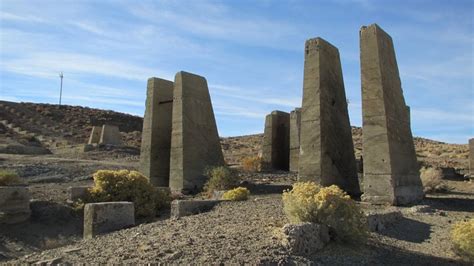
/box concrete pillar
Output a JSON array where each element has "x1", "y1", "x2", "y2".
[
  {"x1": 262, "y1": 110, "x2": 290, "y2": 171},
  {"x1": 298, "y1": 37, "x2": 360, "y2": 196},
  {"x1": 469, "y1": 138, "x2": 474, "y2": 179},
  {"x1": 360, "y1": 24, "x2": 423, "y2": 205},
  {"x1": 99, "y1": 124, "x2": 122, "y2": 145},
  {"x1": 87, "y1": 126, "x2": 101, "y2": 144},
  {"x1": 139, "y1": 77, "x2": 174, "y2": 186},
  {"x1": 169, "y1": 71, "x2": 225, "y2": 193},
  {"x1": 289, "y1": 108, "x2": 301, "y2": 172}
]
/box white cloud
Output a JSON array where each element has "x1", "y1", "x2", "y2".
[{"x1": 0, "y1": 52, "x2": 170, "y2": 81}]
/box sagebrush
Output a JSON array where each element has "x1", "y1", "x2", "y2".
[
  {"x1": 0, "y1": 169, "x2": 23, "y2": 186},
  {"x1": 222, "y1": 187, "x2": 250, "y2": 201},
  {"x1": 420, "y1": 167, "x2": 447, "y2": 193},
  {"x1": 451, "y1": 218, "x2": 474, "y2": 261},
  {"x1": 282, "y1": 182, "x2": 367, "y2": 241},
  {"x1": 204, "y1": 166, "x2": 239, "y2": 194},
  {"x1": 84, "y1": 170, "x2": 170, "y2": 217},
  {"x1": 241, "y1": 156, "x2": 262, "y2": 172}
]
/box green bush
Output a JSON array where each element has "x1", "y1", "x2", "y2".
[
  {"x1": 282, "y1": 181, "x2": 367, "y2": 242},
  {"x1": 0, "y1": 169, "x2": 23, "y2": 186},
  {"x1": 451, "y1": 218, "x2": 474, "y2": 261},
  {"x1": 84, "y1": 170, "x2": 170, "y2": 218},
  {"x1": 204, "y1": 166, "x2": 239, "y2": 194},
  {"x1": 222, "y1": 187, "x2": 250, "y2": 201}
]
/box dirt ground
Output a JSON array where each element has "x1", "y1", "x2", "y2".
[{"x1": 1, "y1": 151, "x2": 473, "y2": 265}]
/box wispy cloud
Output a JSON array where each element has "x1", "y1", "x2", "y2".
[{"x1": 1, "y1": 52, "x2": 170, "y2": 81}]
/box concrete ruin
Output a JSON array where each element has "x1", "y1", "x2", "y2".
[
  {"x1": 289, "y1": 108, "x2": 301, "y2": 172},
  {"x1": 169, "y1": 71, "x2": 225, "y2": 193},
  {"x1": 470, "y1": 138, "x2": 474, "y2": 179},
  {"x1": 88, "y1": 126, "x2": 102, "y2": 144},
  {"x1": 298, "y1": 37, "x2": 360, "y2": 196},
  {"x1": 83, "y1": 202, "x2": 134, "y2": 239},
  {"x1": 99, "y1": 124, "x2": 122, "y2": 145},
  {"x1": 360, "y1": 24, "x2": 423, "y2": 205},
  {"x1": 139, "y1": 78, "x2": 174, "y2": 186},
  {"x1": 262, "y1": 110, "x2": 290, "y2": 171},
  {"x1": 0, "y1": 186, "x2": 31, "y2": 224}
]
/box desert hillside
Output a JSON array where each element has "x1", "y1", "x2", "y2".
[{"x1": 0, "y1": 100, "x2": 469, "y2": 170}]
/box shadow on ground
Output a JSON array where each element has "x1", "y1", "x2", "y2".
[
  {"x1": 425, "y1": 196, "x2": 474, "y2": 212},
  {"x1": 0, "y1": 201, "x2": 82, "y2": 261},
  {"x1": 298, "y1": 241, "x2": 469, "y2": 266},
  {"x1": 377, "y1": 217, "x2": 432, "y2": 243},
  {"x1": 243, "y1": 182, "x2": 292, "y2": 195}
]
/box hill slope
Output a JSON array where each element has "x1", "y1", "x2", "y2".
[{"x1": 0, "y1": 101, "x2": 469, "y2": 169}]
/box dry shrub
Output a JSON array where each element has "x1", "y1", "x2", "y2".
[
  {"x1": 282, "y1": 182, "x2": 367, "y2": 242},
  {"x1": 420, "y1": 167, "x2": 447, "y2": 193},
  {"x1": 0, "y1": 169, "x2": 23, "y2": 186},
  {"x1": 241, "y1": 156, "x2": 262, "y2": 172},
  {"x1": 222, "y1": 187, "x2": 250, "y2": 201},
  {"x1": 84, "y1": 170, "x2": 170, "y2": 217},
  {"x1": 451, "y1": 219, "x2": 474, "y2": 261},
  {"x1": 204, "y1": 166, "x2": 239, "y2": 194}
]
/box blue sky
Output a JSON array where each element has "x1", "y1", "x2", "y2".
[{"x1": 0, "y1": 0, "x2": 472, "y2": 143}]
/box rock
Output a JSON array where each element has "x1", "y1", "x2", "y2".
[
  {"x1": 170, "y1": 199, "x2": 221, "y2": 218},
  {"x1": 281, "y1": 222, "x2": 330, "y2": 255},
  {"x1": 83, "y1": 202, "x2": 135, "y2": 239},
  {"x1": 0, "y1": 186, "x2": 31, "y2": 224}
]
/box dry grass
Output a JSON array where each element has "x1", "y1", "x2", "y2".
[
  {"x1": 0, "y1": 169, "x2": 23, "y2": 186},
  {"x1": 420, "y1": 167, "x2": 448, "y2": 193}
]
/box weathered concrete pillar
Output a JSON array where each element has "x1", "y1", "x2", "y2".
[
  {"x1": 262, "y1": 110, "x2": 290, "y2": 171},
  {"x1": 360, "y1": 24, "x2": 423, "y2": 205},
  {"x1": 139, "y1": 78, "x2": 174, "y2": 186},
  {"x1": 99, "y1": 124, "x2": 122, "y2": 145},
  {"x1": 88, "y1": 126, "x2": 101, "y2": 144},
  {"x1": 469, "y1": 138, "x2": 474, "y2": 179},
  {"x1": 298, "y1": 37, "x2": 360, "y2": 196},
  {"x1": 169, "y1": 71, "x2": 225, "y2": 193},
  {"x1": 289, "y1": 108, "x2": 301, "y2": 172}
]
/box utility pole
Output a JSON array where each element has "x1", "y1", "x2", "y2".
[{"x1": 59, "y1": 72, "x2": 63, "y2": 106}]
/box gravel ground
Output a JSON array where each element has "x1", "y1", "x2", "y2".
[{"x1": 1, "y1": 154, "x2": 473, "y2": 265}]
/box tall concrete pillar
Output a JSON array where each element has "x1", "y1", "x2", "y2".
[
  {"x1": 88, "y1": 126, "x2": 101, "y2": 144},
  {"x1": 139, "y1": 77, "x2": 174, "y2": 186},
  {"x1": 99, "y1": 124, "x2": 121, "y2": 145},
  {"x1": 169, "y1": 71, "x2": 225, "y2": 193},
  {"x1": 298, "y1": 37, "x2": 360, "y2": 196},
  {"x1": 262, "y1": 110, "x2": 290, "y2": 171},
  {"x1": 469, "y1": 138, "x2": 474, "y2": 179},
  {"x1": 289, "y1": 108, "x2": 301, "y2": 172},
  {"x1": 360, "y1": 24, "x2": 423, "y2": 205}
]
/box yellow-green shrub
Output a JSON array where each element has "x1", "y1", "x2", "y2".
[
  {"x1": 85, "y1": 170, "x2": 170, "y2": 217},
  {"x1": 223, "y1": 187, "x2": 250, "y2": 201},
  {"x1": 451, "y1": 219, "x2": 474, "y2": 261},
  {"x1": 241, "y1": 156, "x2": 262, "y2": 172},
  {"x1": 204, "y1": 166, "x2": 239, "y2": 194},
  {"x1": 282, "y1": 182, "x2": 367, "y2": 241},
  {"x1": 0, "y1": 169, "x2": 22, "y2": 186}
]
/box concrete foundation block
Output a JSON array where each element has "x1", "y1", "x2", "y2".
[
  {"x1": 170, "y1": 199, "x2": 221, "y2": 218},
  {"x1": 365, "y1": 208, "x2": 403, "y2": 232},
  {"x1": 0, "y1": 186, "x2": 31, "y2": 224},
  {"x1": 83, "y1": 202, "x2": 135, "y2": 239},
  {"x1": 281, "y1": 222, "x2": 330, "y2": 255}
]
